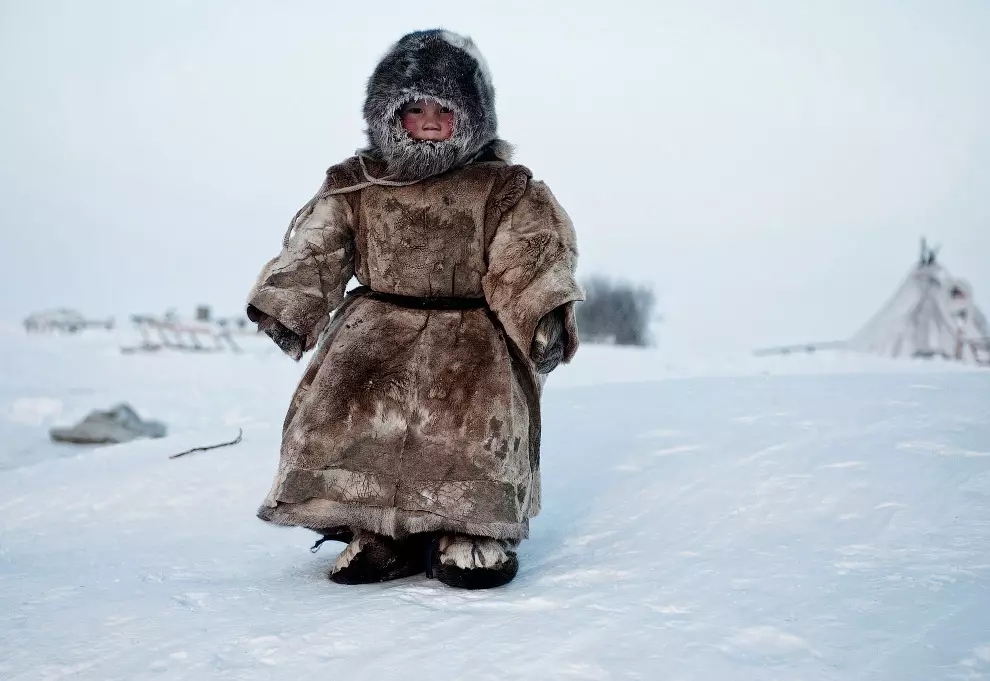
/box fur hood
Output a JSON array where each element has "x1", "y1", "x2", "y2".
[{"x1": 362, "y1": 29, "x2": 510, "y2": 180}]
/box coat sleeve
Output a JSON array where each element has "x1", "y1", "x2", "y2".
[
  {"x1": 246, "y1": 188, "x2": 355, "y2": 358},
  {"x1": 482, "y1": 179, "x2": 584, "y2": 363}
]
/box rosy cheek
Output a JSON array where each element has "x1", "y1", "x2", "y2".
[
  {"x1": 440, "y1": 113, "x2": 455, "y2": 134},
  {"x1": 401, "y1": 116, "x2": 419, "y2": 134}
]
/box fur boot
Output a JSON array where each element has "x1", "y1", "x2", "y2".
[
  {"x1": 426, "y1": 534, "x2": 519, "y2": 590},
  {"x1": 329, "y1": 530, "x2": 429, "y2": 585}
]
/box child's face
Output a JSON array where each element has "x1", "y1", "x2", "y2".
[{"x1": 400, "y1": 99, "x2": 455, "y2": 141}]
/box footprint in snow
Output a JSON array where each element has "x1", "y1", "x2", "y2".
[
  {"x1": 538, "y1": 568, "x2": 630, "y2": 586},
  {"x1": 147, "y1": 651, "x2": 189, "y2": 673},
  {"x1": 564, "y1": 531, "x2": 616, "y2": 548},
  {"x1": 636, "y1": 428, "x2": 685, "y2": 439},
  {"x1": 897, "y1": 441, "x2": 990, "y2": 458},
  {"x1": 956, "y1": 644, "x2": 990, "y2": 674},
  {"x1": 172, "y1": 592, "x2": 210, "y2": 610},
  {"x1": 653, "y1": 444, "x2": 703, "y2": 457},
  {"x1": 731, "y1": 412, "x2": 790, "y2": 425},
  {"x1": 820, "y1": 461, "x2": 868, "y2": 470},
  {"x1": 394, "y1": 584, "x2": 558, "y2": 612},
  {"x1": 614, "y1": 443, "x2": 702, "y2": 471},
  {"x1": 557, "y1": 662, "x2": 611, "y2": 679},
  {"x1": 719, "y1": 625, "x2": 819, "y2": 661}
]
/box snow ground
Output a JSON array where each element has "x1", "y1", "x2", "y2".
[{"x1": 1, "y1": 329, "x2": 989, "y2": 680}]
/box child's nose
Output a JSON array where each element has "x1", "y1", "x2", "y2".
[{"x1": 422, "y1": 113, "x2": 442, "y2": 130}]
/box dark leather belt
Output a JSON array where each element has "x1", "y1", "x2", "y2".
[{"x1": 354, "y1": 286, "x2": 487, "y2": 311}]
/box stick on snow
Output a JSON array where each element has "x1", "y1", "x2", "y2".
[{"x1": 169, "y1": 429, "x2": 243, "y2": 459}]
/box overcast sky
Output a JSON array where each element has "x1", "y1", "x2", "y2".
[{"x1": 1, "y1": 0, "x2": 987, "y2": 352}]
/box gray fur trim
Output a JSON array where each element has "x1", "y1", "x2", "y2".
[
  {"x1": 532, "y1": 306, "x2": 567, "y2": 374},
  {"x1": 258, "y1": 499, "x2": 530, "y2": 541},
  {"x1": 485, "y1": 138, "x2": 515, "y2": 163},
  {"x1": 362, "y1": 29, "x2": 504, "y2": 180}
]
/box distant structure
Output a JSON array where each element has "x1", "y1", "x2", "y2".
[
  {"x1": 754, "y1": 239, "x2": 989, "y2": 366},
  {"x1": 118, "y1": 304, "x2": 255, "y2": 354},
  {"x1": 848, "y1": 240, "x2": 988, "y2": 365},
  {"x1": 24, "y1": 308, "x2": 114, "y2": 334},
  {"x1": 22, "y1": 304, "x2": 254, "y2": 354},
  {"x1": 121, "y1": 312, "x2": 248, "y2": 354}
]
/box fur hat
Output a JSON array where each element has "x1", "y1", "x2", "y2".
[{"x1": 362, "y1": 29, "x2": 507, "y2": 180}]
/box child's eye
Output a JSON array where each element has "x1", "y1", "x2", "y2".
[
  {"x1": 405, "y1": 106, "x2": 423, "y2": 115},
  {"x1": 440, "y1": 106, "x2": 453, "y2": 115}
]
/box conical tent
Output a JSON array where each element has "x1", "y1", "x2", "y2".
[{"x1": 848, "y1": 240, "x2": 989, "y2": 365}]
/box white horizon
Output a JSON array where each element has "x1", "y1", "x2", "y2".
[{"x1": 2, "y1": 1, "x2": 988, "y2": 354}]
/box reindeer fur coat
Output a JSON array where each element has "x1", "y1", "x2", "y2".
[{"x1": 247, "y1": 30, "x2": 583, "y2": 541}]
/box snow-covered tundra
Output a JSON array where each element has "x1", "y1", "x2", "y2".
[{"x1": 2, "y1": 330, "x2": 988, "y2": 680}]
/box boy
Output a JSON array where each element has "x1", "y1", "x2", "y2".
[{"x1": 248, "y1": 29, "x2": 582, "y2": 589}]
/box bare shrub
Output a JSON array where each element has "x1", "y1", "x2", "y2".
[{"x1": 576, "y1": 276, "x2": 656, "y2": 347}]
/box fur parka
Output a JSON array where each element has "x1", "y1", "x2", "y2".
[{"x1": 247, "y1": 30, "x2": 583, "y2": 541}]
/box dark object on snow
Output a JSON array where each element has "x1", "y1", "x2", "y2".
[
  {"x1": 426, "y1": 536, "x2": 519, "y2": 590},
  {"x1": 323, "y1": 530, "x2": 519, "y2": 589},
  {"x1": 49, "y1": 404, "x2": 167, "y2": 445},
  {"x1": 576, "y1": 276, "x2": 656, "y2": 347},
  {"x1": 169, "y1": 429, "x2": 243, "y2": 459},
  {"x1": 428, "y1": 553, "x2": 519, "y2": 590},
  {"x1": 328, "y1": 532, "x2": 431, "y2": 585}
]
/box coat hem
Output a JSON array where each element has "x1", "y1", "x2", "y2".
[{"x1": 257, "y1": 499, "x2": 531, "y2": 541}]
